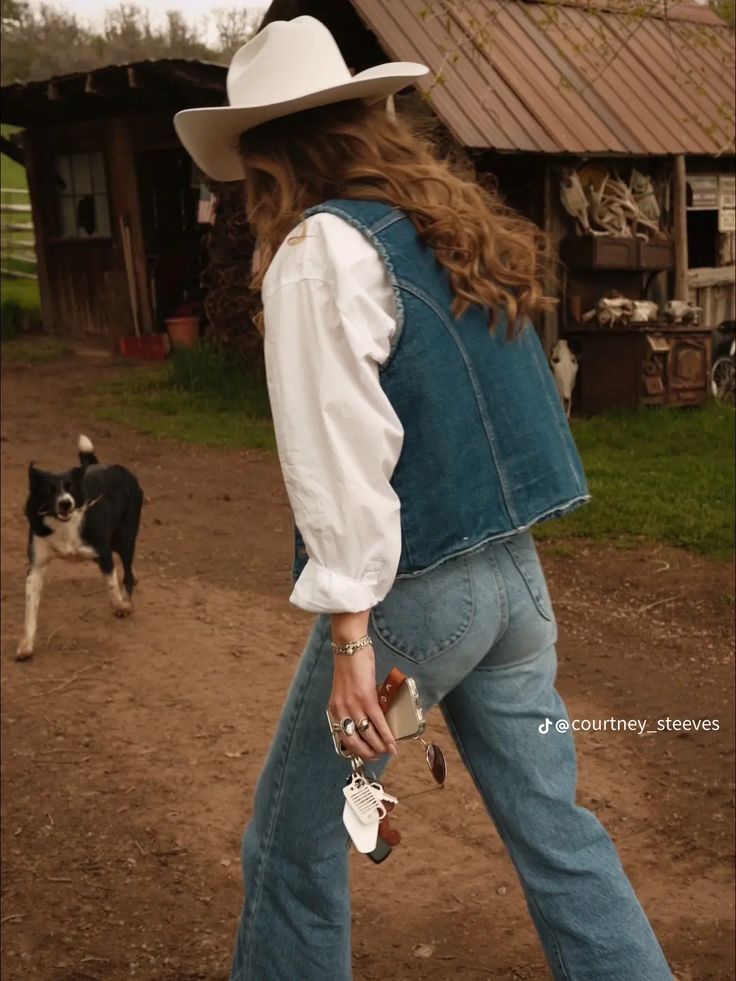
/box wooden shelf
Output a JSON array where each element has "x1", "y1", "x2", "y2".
[{"x1": 561, "y1": 235, "x2": 674, "y2": 271}]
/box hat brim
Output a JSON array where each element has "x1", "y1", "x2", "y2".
[{"x1": 174, "y1": 62, "x2": 429, "y2": 183}]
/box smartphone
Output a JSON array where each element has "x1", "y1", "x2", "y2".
[{"x1": 383, "y1": 676, "x2": 426, "y2": 741}]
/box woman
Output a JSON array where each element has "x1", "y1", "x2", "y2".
[{"x1": 175, "y1": 16, "x2": 673, "y2": 981}]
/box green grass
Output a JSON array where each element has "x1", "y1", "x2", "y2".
[
  {"x1": 1, "y1": 278, "x2": 43, "y2": 340},
  {"x1": 1, "y1": 125, "x2": 38, "y2": 292},
  {"x1": 167, "y1": 342, "x2": 271, "y2": 419},
  {"x1": 88, "y1": 344, "x2": 275, "y2": 451},
  {"x1": 535, "y1": 403, "x2": 735, "y2": 559},
  {"x1": 89, "y1": 342, "x2": 734, "y2": 558},
  {"x1": 1, "y1": 135, "x2": 43, "y2": 333},
  {"x1": 1, "y1": 277, "x2": 39, "y2": 308},
  {"x1": 0, "y1": 125, "x2": 27, "y2": 191}
]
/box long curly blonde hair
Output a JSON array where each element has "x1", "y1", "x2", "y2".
[{"x1": 238, "y1": 99, "x2": 551, "y2": 333}]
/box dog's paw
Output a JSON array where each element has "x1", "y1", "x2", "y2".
[
  {"x1": 15, "y1": 640, "x2": 34, "y2": 661},
  {"x1": 114, "y1": 603, "x2": 133, "y2": 619}
]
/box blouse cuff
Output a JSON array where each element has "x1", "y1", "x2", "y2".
[{"x1": 289, "y1": 558, "x2": 384, "y2": 614}]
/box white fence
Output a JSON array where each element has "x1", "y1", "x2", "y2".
[{"x1": 1, "y1": 187, "x2": 37, "y2": 280}]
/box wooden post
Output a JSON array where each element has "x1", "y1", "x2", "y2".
[
  {"x1": 672, "y1": 154, "x2": 689, "y2": 301},
  {"x1": 106, "y1": 117, "x2": 152, "y2": 335},
  {"x1": 543, "y1": 161, "x2": 561, "y2": 353}
]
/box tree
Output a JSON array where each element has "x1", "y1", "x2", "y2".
[
  {"x1": 213, "y1": 7, "x2": 262, "y2": 60},
  {"x1": 0, "y1": 1, "x2": 262, "y2": 84},
  {"x1": 1, "y1": 0, "x2": 29, "y2": 28},
  {"x1": 2, "y1": 3, "x2": 95, "y2": 84}
]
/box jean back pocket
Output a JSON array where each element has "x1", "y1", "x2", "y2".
[{"x1": 369, "y1": 554, "x2": 475, "y2": 663}]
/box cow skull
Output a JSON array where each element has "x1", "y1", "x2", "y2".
[
  {"x1": 631, "y1": 301, "x2": 659, "y2": 323},
  {"x1": 550, "y1": 339, "x2": 578, "y2": 418},
  {"x1": 664, "y1": 300, "x2": 701, "y2": 324}
]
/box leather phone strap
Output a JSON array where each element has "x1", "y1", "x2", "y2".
[
  {"x1": 375, "y1": 667, "x2": 407, "y2": 849},
  {"x1": 376, "y1": 667, "x2": 407, "y2": 711}
]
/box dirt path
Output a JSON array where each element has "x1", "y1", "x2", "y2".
[{"x1": 1, "y1": 350, "x2": 734, "y2": 981}]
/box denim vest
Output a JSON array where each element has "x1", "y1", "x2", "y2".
[{"x1": 291, "y1": 198, "x2": 589, "y2": 585}]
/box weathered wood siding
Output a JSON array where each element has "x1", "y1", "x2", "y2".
[{"x1": 23, "y1": 113, "x2": 180, "y2": 341}]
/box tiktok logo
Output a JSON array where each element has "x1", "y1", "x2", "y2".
[{"x1": 538, "y1": 717, "x2": 570, "y2": 734}]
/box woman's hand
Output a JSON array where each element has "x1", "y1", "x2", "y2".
[{"x1": 329, "y1": 613, "x2": 397, "y2": 760}]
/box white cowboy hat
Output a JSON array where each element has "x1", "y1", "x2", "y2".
[{"x1": 173, "y1": 16, "x2": 430, "y2": 183}]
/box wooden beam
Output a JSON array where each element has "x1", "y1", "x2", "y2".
[
  {"x1": 84, "y1": 73, "x2": 132, "y2": 100},
  {"x1": 543, "y1": 161, "x2": 561, "y2": 352},
  {"x1": 170, "y1": 68, "x2": 225, "y2": 93},
  {"x1": 0, "y1": 134, "x2": 25, "y2": 166},
  {"x1": 85, "y1": 74, "x2": 103, "y2": 95},
  {"x1": 672, "y1": 155, "x2": 689, "y2": 301}
]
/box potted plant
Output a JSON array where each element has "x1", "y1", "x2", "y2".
[{"x1": 165, "y1": 295, "x2": 201, "y2": 348}]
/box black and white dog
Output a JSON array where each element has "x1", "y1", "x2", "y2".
[{"x1": 17, "y1": 435, "x2": 144, "y2": 661}]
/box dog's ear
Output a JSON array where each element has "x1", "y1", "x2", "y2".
[{"x1": 28, "y1": 462, "x2": 44, "y2": 485}]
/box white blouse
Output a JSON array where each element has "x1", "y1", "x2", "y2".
[{"x1": 262, "y1": 212, "x2": 404, "y2": 614}]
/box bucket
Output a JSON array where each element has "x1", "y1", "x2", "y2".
[
  {"x1": 166, "y1": 315, "x2": 200, "y2": 348},
  {"x1": 119, "y1": 334, "x2": 170, "y2": 360}
]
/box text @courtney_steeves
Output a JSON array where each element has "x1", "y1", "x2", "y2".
[{"x1": 538, "y1": 717, "x2": 721, "y2": 736}]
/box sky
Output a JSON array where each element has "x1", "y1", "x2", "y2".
[{"x1": 32, "y1": 0, "x2": 263, "y2": 44}]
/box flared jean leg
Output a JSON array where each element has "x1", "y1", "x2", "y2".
[
  {"x1": 441, "y1": 643, "x2": 673, "y2": 981},
  {"x1": 230, "y1": 614, "x2": 355, "y2": 981}
]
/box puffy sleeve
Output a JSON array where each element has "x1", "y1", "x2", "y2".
[{"x1": 262, "y1": 214, "x2": 404, "y2": 614}]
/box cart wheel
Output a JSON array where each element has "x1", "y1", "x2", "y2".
[{"x1": 711, "y1": 356, "x2": 736, "y2": 406}]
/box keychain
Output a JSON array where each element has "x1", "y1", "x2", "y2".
[
  {"x1": 342, "y1": 801, "x2": 379, "y2": 853},
  {"x1": 343, "y1": 772, "x2": 397, "y2": 824},
  {"x1": 341, "y1": 757, "x2": 398, "y2": 854}
]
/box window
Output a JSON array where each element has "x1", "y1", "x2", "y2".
[{"x1": 52, "y1": 151, "x2": 111, "y2": 239}]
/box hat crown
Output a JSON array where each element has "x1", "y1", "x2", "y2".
[{"x1": 227, "y1": 16, "x2": 353, "y2": 109}]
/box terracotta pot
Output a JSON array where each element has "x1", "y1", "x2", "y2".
[{"x1": 165, "y1": 315, "x2": 200, "y2": 348}]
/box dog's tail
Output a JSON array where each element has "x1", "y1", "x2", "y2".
[{"x1": 78, "y1": 434, "x2": 98, "y2": 467}]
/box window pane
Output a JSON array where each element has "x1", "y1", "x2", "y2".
[
  {"x1": 71, "y1": 153, "x2": 93, "y2": 195},
  {"x1": 76, "y1": 194, "x2": 97, "y2": 236},
  {"x1": 95, "y1": 194, "x2": 111, "y2": 236},
  {"x1": 58, "y1": 196, "x2": 76, "y2": 237},
  {"x1": 53, "y1": 156, "x2": 72, "y2": 194},
  {"x1": 90, "y1": 152, "x2": 107, "y2": 194}
]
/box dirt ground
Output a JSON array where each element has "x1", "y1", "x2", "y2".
[{"x1": 1, "y1": 349, "x2": 734, "y2": 981}]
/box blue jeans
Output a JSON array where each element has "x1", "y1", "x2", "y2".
[{"x1": 230, "y1": 532, "x2": 673, "y2": 980}]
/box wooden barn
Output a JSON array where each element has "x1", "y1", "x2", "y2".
[
  {"x1": 259, "y1": 0, "x2": 736, "y2": 411},
  {"x1": 1, "y1": 59, "x2": 226, "y2": 342},
  {"x1": 2, "y1": 0, "x2": 734, "y2": 410}
]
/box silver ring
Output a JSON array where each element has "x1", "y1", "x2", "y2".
[
  {"x1": 341, "y1": 717, "x2": 356, "y2": 738},
  {"x1": 357, "y1": 717, "x2": 371, "y2": 734},
  {"x1": 330, "y1": 722, "x2": 342, "y2": 734}
]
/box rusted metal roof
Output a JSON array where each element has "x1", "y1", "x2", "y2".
[
  {"x1": 1, "y1": 59, "x2": 227, "y2": 126},
  {"x1": 352, "y1": 0, "x2": 735, "y2": 154}
]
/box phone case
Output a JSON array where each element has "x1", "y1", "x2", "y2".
[
  {"x1": 326, "y1": 675, "x2": 425, "y2": 757},
  {"x1": 384, "y1": 676, "x2": 426, "y2": 741}
]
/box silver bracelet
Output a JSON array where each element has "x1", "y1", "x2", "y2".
[{"x1": 331, "y1": 633, "x2": 373, "y2": 657}]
